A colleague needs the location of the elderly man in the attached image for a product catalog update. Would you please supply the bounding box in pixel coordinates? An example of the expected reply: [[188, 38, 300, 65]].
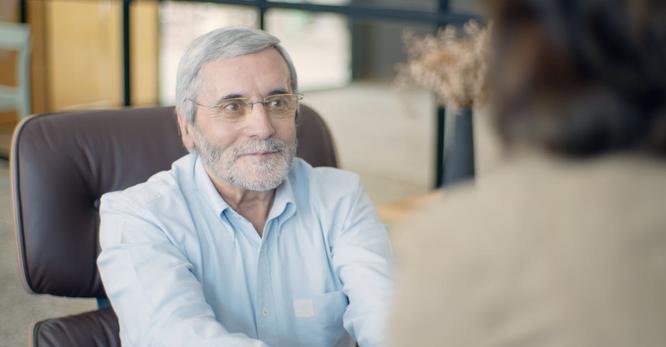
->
[[97, 27, 393, 347]]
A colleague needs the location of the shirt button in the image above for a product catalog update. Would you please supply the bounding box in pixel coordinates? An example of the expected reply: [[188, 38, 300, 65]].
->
[[262, 308, 270, 317]]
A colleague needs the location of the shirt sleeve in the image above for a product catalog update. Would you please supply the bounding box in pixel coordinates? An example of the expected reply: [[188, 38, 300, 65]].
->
[[331, 180, 394, 347], [97, 192, 268, 347]]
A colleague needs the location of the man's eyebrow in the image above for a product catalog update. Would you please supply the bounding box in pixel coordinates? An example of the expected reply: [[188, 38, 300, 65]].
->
[[211, 93, 244, 105], [219, 93, 244, 100], [213, 89, 290, 104], [268, 88, 289, 96]]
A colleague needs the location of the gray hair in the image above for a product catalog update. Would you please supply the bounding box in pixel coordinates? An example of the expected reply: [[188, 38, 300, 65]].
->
[[175, 26, 298, 123]]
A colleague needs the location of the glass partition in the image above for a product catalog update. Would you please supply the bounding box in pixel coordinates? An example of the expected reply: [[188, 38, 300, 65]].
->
[[159, 1, 257, 105], [266, 9, 350, 90]]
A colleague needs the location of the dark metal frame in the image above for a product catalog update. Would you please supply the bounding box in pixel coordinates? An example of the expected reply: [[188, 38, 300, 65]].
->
[[19, 0, 27, 23], [123, 0, 132, 106], [19, 0, 481, 188]]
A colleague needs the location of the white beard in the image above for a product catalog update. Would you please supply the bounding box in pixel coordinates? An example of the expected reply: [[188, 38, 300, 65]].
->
[[191, 127, 297, 192]]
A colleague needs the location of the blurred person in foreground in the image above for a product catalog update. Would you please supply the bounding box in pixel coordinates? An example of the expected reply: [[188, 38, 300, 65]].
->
[[390, 0, 666, 346]]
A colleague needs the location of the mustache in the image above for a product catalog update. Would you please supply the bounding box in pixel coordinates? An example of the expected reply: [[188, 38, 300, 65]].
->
[[231, 138, 287, 158]]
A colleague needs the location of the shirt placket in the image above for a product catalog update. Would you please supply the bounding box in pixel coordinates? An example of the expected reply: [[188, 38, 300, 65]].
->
[[255, 218, 278, 345]]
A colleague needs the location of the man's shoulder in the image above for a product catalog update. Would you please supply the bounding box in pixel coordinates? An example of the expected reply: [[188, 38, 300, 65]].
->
[[101, 153, 194, 212]]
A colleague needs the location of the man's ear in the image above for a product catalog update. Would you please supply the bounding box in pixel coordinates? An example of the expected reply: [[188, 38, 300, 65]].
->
[[176, 112, 195, 151]]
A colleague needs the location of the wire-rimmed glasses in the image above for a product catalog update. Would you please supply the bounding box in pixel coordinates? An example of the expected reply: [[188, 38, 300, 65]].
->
[[188, 93, 303, 122]]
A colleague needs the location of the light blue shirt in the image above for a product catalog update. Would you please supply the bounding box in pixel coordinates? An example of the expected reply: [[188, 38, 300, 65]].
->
[[97, 153, 393, 347]]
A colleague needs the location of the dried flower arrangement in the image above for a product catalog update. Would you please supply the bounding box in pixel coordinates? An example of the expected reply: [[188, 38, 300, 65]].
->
[[396, 21, 491, 109]]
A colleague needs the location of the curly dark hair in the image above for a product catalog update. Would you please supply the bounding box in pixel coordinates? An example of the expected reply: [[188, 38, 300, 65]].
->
[[488, 0, 666, 157]]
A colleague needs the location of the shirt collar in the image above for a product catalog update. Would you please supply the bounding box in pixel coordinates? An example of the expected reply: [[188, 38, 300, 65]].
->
[[193, 154, 297, 221], [269, 170, 297, 222], [194, 154, 231, 217]]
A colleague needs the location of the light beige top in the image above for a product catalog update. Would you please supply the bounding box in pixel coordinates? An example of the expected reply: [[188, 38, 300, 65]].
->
[[389, 153, 666, 347]]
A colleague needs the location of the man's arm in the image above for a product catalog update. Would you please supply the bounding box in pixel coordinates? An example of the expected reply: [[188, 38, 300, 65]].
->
[[331, 180, 394, 347], [97, 192, 267, 347]]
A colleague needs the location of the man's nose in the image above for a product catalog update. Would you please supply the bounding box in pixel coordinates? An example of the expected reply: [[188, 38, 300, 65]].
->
[[245, 103, 276, 139]]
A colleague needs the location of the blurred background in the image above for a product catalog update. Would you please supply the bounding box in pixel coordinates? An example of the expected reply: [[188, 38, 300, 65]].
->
[[0, 0, 484, 345]]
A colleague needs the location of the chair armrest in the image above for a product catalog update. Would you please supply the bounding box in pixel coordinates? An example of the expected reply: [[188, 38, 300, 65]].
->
[[31, 307, 120, 347]]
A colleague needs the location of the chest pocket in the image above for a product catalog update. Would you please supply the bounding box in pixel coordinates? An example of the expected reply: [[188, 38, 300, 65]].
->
[[292, 290, 349, 347]]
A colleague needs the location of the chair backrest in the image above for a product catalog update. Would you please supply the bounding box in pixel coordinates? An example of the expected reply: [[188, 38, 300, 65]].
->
[[12, 105, 338, 299], [0, 21, 31, 118]]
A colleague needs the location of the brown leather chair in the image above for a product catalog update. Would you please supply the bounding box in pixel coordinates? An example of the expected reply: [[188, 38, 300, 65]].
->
[[11, 105, 338, 347]]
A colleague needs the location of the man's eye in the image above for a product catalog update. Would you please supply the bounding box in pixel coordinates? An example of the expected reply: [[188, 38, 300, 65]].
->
[[221, 102, 243, 113], [268, 98, 286, 108]]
